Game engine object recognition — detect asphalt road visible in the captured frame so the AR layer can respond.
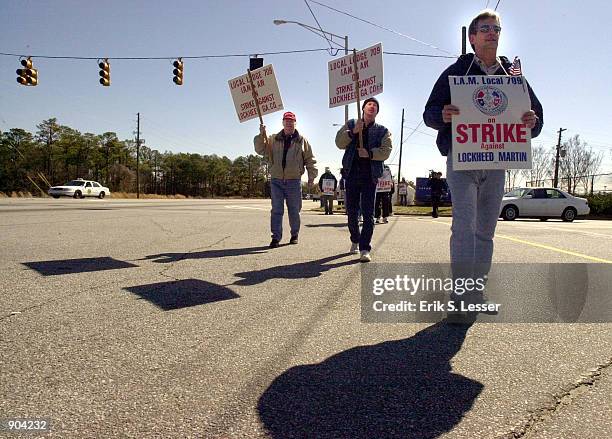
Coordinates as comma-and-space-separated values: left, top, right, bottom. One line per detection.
1, 198, 611, 438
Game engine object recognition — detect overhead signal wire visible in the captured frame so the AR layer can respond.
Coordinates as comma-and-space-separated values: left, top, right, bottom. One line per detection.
306, 0, 457, 56
304, 0, 336, 55
0, 49, 456, 61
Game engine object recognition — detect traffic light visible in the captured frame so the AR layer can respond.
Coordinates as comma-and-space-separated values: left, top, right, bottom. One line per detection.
249, 57, 263, 71
16, 58, 38, 86
98, 59, 110, 86
173, 58, 183, 85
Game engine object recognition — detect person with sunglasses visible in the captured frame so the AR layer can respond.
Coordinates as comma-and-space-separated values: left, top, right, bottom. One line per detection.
423, 9, 543, 317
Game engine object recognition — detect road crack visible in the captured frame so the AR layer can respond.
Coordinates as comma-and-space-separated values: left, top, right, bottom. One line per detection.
497, 357, 612, 438
156, 235, 231, 281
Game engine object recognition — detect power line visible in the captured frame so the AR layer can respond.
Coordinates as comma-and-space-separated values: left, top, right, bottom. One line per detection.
304, 0, 335, 55
0, 49, 456, 61
0, 48, 331, 60
307, 0, 457, 56
494, 0, 502, 11
402, 120, 424, 145
384, 51, 455, 59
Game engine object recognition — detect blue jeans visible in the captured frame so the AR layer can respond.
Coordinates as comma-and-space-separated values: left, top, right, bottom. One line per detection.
270, 178, 302, 241
446, 157, 505, 276
345, 177, 377, 251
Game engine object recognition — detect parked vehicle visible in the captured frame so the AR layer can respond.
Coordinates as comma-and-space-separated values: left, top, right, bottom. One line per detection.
48, 179, 110, 199
499, 187, 589, 222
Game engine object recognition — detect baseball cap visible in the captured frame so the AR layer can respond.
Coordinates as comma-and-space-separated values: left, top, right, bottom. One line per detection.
283, 111, 296, 121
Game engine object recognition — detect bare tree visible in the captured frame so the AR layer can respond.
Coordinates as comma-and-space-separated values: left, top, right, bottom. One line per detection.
506, 169, 522, 191
559, 135, 603, 194
522, 145, 552, 186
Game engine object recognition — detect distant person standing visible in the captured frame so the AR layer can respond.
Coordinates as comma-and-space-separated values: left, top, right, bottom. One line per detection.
375, 166, 393, 224
318, 167, 338, 215
398, 178, 408, 206
255, 111, 318, 248
338, 174, 346, 213
336, 97, 392, 262
428, 172, 446, 218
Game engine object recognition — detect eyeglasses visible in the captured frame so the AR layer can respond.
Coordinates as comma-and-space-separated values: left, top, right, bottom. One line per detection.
478, 24, 502, 34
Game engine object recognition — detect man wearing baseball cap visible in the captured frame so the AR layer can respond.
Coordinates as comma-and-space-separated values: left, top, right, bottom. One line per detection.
254, 111, 318, 248
335, 97, 392, 262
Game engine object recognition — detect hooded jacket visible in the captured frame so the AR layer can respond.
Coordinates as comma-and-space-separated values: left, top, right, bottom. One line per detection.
254, 129, 318, 181
423, 53, 544, 156
335, 119, 392, 181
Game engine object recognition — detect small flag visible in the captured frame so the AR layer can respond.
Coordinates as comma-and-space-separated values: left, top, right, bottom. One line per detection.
509, 56, 522, 76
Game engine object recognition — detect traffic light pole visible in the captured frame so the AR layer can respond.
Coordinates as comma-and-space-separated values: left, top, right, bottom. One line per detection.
136, 112, 140, 199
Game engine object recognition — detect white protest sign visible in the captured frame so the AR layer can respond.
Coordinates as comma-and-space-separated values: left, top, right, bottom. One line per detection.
398, 184, 407, 195
228, 64, 284, 123
328, 43, 383, 108
450, 75, 532, 170
376, 168, 393, 192
322, 179, 335, 196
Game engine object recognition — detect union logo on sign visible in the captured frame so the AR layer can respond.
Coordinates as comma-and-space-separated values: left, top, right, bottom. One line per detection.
472, 85, 508, 116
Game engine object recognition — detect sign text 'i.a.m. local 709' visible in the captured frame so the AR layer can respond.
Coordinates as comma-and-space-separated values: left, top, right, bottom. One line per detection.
228, 64, 284, 123
450, 75, 533, 170
328, 43, 383, 108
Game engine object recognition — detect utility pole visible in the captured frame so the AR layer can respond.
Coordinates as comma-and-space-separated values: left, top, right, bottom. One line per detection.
461, 26, 467, 55
47, 126, 53, 179
553, 127, 566, 188
136, 112, 140, 199
397, 109, 405, 188
154, 152, 158, 195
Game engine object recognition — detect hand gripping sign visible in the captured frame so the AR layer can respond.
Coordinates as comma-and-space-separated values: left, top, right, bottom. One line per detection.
449, 75, 532, 170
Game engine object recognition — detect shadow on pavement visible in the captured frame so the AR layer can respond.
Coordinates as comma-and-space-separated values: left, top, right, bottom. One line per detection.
305, 222, 347, 228
142, 246, 270, 263
124, 278, 239, 310
23, 257, 138, 276
233, 253, 359, 286
258, 320, 481, 439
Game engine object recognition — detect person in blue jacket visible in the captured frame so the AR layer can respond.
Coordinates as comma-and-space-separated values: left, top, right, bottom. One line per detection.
423, 9, 543, 299
336, 97, 392, 262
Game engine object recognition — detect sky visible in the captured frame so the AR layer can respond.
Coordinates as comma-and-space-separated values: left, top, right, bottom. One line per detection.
1, 0, 611, 186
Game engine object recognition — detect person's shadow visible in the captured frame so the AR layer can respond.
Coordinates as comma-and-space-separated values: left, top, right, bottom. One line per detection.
142, 246, 270, 264
257, 320, 481, 439
305, 223, 347, 228
233, 253, 359, 286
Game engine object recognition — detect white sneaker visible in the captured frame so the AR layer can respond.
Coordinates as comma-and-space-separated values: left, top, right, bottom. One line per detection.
375, 218, 380, 224
350, 242, 359, 254
383, 217, 388, 223
360, 250, 371, 262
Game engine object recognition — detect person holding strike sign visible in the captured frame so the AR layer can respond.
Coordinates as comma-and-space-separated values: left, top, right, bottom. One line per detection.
254, 111, 318, 248
423, 9, 543, 315
336, 96, 392, 262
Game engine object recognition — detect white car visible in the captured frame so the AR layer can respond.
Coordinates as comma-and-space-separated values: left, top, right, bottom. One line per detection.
499, 187, 589, 222
48, 179, 110, 199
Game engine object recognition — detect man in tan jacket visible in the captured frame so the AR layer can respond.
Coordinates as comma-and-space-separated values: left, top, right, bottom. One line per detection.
254, 111, 317, 248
